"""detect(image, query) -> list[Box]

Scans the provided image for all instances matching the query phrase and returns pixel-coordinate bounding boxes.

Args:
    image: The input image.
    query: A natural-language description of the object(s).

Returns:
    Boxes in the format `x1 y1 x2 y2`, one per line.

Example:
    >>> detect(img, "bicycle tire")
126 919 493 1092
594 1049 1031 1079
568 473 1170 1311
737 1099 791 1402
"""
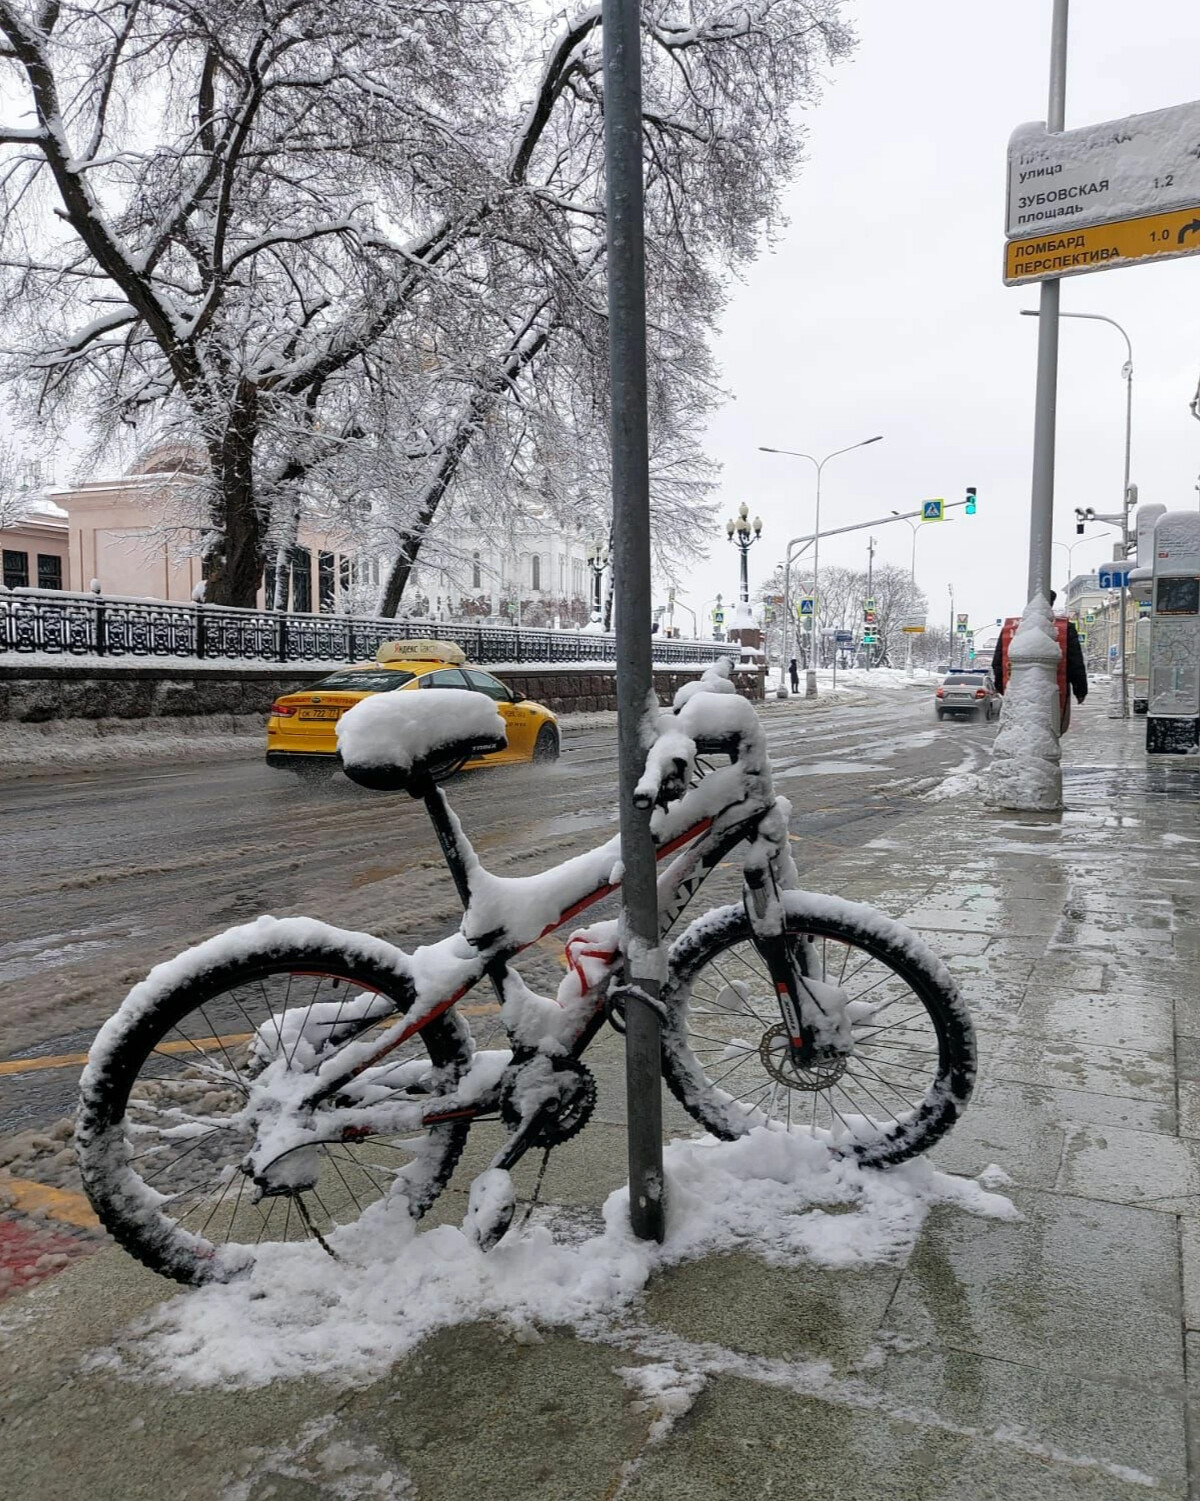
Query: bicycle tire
76 932 472 1286
660 892 975 1167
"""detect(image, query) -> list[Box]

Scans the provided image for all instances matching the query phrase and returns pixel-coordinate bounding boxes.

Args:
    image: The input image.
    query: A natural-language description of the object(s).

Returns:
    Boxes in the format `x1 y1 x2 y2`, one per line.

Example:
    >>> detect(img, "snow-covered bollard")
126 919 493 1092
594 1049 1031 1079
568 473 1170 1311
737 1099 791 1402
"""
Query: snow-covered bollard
987 594 1063 812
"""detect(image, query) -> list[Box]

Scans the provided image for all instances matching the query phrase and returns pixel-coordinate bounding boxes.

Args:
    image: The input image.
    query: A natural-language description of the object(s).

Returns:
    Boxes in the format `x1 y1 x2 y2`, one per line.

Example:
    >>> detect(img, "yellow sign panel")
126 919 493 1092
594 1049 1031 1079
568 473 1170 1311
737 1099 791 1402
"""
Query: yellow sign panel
1004 203 1200 285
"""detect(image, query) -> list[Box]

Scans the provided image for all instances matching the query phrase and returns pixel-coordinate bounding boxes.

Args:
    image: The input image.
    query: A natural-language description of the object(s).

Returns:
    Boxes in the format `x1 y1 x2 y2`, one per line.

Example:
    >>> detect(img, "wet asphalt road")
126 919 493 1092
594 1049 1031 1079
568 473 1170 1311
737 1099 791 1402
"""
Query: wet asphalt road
0 682 998 1135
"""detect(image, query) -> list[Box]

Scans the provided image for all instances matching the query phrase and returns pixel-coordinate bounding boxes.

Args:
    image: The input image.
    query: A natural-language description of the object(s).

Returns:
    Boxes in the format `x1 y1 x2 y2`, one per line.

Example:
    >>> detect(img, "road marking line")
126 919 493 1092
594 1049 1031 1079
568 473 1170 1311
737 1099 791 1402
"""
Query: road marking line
1 1006 502 1077
0 1174 99 1230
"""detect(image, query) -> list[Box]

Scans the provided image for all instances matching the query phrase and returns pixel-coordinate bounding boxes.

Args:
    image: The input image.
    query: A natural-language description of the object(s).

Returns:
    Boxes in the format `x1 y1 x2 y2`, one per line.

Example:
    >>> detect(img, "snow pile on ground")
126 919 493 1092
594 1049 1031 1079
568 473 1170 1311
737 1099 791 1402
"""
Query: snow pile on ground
0 714 264 773
987 595 1063 811
98 1128 1015 1390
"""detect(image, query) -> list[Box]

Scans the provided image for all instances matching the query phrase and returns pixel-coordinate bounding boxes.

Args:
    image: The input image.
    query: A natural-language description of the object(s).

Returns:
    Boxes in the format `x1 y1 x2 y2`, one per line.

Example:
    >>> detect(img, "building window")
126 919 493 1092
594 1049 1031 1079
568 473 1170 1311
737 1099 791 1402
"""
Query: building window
318 551 335 613
339 556 351 595
472 551 482 589
531 554 541 591
572 559 585 597
290 545 312 613
559 557 566 592
3 549 29 589
37 554 63 590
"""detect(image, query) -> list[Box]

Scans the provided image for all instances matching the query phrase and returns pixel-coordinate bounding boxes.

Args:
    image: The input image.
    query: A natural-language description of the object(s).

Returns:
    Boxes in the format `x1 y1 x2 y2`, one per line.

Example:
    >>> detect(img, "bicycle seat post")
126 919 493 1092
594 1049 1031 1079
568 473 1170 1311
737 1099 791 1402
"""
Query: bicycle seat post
419 780 474 911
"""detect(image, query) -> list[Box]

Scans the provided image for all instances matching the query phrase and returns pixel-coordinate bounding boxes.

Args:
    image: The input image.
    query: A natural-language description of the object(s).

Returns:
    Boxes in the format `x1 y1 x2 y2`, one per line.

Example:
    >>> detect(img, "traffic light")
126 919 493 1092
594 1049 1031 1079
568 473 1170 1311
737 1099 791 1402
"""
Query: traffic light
965 486 977 515
1074 506 1097 536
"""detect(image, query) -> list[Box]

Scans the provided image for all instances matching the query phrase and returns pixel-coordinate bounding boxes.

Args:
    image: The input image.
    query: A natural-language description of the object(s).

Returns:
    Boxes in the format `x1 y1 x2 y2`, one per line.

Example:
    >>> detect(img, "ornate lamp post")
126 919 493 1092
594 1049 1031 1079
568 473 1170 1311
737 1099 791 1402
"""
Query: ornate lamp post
725 502 762 609
585 539 609 625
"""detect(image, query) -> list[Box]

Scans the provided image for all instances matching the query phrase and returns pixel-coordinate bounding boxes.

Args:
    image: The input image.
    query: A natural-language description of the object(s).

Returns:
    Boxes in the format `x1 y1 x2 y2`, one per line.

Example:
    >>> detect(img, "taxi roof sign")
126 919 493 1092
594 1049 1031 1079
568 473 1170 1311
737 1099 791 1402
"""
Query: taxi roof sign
375 638 467 666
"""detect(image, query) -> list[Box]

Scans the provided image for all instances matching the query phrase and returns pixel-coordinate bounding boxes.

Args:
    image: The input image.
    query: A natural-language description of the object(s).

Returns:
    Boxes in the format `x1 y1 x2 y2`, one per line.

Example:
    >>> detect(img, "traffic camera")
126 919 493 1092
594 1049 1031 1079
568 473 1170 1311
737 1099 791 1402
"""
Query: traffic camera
1075 506 1097 536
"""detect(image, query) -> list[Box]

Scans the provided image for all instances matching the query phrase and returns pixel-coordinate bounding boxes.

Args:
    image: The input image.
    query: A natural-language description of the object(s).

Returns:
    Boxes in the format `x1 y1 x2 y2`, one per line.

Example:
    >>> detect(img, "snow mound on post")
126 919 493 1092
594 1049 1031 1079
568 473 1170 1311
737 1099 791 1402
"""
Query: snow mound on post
987 594 1062 812
337 688 505 771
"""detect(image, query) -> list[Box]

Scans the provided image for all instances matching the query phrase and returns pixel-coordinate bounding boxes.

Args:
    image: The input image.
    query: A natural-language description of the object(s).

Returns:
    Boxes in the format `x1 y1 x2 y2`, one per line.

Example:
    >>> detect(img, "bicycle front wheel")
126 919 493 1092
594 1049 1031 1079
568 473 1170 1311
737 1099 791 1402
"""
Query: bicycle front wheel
661 893 975 1167
76 938 472 1286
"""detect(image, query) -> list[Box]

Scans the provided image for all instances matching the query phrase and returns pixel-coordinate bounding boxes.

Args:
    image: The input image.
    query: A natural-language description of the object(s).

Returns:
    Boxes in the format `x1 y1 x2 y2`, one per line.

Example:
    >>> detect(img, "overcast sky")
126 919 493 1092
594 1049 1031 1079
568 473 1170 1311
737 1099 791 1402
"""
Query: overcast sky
680 0 1200 645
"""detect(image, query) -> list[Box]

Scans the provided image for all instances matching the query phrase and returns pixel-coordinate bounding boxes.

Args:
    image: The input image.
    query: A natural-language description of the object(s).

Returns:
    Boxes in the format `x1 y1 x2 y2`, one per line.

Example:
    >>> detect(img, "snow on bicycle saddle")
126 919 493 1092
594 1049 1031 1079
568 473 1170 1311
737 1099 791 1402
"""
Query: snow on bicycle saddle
337 687 507 791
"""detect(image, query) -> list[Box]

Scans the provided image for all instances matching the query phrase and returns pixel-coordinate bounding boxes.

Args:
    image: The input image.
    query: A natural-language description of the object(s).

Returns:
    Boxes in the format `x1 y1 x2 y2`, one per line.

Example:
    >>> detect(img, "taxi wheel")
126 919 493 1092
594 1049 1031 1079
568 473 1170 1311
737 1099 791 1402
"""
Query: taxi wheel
532 725 560 763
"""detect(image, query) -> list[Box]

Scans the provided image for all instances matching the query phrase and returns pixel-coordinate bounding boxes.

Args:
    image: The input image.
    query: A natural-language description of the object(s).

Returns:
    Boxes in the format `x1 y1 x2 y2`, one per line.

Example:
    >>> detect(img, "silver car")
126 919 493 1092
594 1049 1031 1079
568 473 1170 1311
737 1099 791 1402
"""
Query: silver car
936 670 1000 721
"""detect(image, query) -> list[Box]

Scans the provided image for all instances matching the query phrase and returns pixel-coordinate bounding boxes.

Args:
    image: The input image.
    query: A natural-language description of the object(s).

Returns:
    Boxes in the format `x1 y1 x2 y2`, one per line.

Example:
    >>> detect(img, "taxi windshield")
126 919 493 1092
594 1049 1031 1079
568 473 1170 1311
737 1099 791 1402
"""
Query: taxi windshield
312 670 415 692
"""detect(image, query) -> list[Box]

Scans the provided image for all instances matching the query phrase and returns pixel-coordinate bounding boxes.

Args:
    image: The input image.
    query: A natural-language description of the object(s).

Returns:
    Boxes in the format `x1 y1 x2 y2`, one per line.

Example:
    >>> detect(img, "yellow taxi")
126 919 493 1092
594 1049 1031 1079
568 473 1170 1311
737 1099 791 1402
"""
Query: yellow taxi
266 639 560 779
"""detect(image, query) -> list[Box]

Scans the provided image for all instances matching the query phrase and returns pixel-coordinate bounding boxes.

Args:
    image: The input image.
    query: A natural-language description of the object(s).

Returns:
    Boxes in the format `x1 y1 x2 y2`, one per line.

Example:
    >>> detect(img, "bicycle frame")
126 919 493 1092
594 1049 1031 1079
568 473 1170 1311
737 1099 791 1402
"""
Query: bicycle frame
262 759 782 1149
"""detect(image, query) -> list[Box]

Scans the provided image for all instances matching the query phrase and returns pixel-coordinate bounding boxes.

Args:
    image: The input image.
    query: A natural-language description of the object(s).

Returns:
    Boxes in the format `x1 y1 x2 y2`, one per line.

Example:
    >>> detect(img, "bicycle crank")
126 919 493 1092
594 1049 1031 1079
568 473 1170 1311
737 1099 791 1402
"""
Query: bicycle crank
758 1022 849 1092
499 1055 597 1149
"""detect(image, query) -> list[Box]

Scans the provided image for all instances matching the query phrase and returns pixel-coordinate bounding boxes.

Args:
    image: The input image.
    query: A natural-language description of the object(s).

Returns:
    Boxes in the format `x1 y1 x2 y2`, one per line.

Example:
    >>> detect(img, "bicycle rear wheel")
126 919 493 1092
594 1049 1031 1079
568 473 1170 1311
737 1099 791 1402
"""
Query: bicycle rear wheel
76 939 472 1286
661 893 975 1167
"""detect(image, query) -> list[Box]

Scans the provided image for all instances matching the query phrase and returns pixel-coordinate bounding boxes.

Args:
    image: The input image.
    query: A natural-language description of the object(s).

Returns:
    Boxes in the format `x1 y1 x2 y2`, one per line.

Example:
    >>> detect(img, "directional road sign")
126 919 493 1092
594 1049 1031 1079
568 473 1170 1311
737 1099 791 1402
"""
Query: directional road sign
834 630 854 646
1005 100 1200 285
1098 563 1132 589
921 500 944 522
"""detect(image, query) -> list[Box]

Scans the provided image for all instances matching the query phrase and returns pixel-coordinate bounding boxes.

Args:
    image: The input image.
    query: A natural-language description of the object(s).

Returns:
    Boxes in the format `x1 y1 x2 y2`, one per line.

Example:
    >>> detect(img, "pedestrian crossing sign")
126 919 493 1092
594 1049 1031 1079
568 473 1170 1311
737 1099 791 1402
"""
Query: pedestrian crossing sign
922 499 945 522
798 597 815 617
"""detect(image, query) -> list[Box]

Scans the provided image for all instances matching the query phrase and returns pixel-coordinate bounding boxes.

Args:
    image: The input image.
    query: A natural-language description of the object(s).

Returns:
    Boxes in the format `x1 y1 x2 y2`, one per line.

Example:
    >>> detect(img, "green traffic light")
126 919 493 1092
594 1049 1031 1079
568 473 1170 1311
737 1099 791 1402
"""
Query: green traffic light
965 486 977 516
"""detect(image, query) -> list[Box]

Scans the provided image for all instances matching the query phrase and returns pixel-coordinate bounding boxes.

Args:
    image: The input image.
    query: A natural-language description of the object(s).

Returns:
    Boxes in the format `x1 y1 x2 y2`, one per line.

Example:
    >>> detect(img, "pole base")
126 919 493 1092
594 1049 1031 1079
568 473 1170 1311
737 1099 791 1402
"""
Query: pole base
805 670 818 699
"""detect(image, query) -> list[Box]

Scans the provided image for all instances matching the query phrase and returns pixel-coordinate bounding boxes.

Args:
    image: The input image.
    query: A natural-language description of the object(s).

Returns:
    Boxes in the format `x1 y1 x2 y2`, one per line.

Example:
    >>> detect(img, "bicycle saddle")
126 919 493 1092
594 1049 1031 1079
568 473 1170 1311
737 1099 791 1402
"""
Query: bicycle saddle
336 687 507 793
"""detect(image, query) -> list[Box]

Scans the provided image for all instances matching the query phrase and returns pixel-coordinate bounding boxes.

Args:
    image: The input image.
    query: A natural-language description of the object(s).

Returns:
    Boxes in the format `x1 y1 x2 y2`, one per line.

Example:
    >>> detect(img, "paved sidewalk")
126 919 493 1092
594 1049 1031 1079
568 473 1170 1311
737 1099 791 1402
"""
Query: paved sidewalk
3 696 1200 1499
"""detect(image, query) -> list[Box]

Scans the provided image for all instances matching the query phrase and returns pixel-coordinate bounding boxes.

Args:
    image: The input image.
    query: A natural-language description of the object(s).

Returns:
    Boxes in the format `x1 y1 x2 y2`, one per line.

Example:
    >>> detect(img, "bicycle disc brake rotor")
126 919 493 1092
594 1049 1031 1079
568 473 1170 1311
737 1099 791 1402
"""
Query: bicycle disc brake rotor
499 1055 597 1148
758 1022 848 1092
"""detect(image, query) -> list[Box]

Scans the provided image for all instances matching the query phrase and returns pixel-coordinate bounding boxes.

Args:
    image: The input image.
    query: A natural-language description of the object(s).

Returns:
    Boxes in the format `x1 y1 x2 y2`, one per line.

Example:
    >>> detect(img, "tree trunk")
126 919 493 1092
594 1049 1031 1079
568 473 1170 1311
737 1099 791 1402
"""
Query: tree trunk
377 321 552 616
204 387 264 608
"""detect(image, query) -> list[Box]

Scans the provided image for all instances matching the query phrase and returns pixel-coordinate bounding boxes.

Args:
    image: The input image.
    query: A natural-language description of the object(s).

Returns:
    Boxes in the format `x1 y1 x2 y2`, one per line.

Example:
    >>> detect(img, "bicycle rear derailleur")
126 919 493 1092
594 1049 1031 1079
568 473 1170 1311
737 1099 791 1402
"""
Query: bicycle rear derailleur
499 1054 597 1149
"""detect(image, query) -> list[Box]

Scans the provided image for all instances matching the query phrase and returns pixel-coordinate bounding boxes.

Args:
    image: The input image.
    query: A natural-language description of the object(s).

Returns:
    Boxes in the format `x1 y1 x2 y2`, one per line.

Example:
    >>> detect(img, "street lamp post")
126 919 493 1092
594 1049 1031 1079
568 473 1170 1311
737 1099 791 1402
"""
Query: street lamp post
673 599 697 637
760 435 882 678
585 539 609 625
1051 533 1105 584
1021 307 1134 717
725 502 762 614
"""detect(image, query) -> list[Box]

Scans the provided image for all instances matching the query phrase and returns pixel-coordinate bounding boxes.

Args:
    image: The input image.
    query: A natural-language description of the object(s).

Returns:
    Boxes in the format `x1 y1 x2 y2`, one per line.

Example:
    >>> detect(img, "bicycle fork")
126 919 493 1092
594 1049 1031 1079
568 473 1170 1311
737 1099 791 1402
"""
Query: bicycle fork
742 863 853 1067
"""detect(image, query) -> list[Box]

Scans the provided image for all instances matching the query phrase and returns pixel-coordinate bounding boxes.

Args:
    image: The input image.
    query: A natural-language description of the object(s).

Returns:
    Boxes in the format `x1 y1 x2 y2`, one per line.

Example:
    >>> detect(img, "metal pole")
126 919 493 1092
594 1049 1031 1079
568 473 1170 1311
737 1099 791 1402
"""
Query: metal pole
865 535 874 670
1027 0 1068 607
779 539 795 695
602 0 664 1243
812 462 823 668
1117 357 1132 715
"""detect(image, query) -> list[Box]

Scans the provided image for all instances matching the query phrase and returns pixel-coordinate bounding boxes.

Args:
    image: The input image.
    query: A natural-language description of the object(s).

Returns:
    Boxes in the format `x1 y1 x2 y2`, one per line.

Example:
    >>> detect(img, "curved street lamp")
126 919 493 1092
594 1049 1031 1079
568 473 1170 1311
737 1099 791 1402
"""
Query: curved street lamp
760 435 882 674
1021 307 1134 716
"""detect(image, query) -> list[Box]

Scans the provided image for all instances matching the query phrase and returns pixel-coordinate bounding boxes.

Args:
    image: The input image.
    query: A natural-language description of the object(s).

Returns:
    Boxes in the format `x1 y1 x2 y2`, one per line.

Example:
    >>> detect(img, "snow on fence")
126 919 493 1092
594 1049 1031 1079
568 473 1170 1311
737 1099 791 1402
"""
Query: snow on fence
0 587 731 669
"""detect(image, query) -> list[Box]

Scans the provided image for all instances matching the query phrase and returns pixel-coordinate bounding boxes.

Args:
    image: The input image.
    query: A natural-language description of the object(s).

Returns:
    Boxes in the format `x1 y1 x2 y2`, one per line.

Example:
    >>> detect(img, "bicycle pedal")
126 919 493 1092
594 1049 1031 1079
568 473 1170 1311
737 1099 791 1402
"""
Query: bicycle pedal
464 1168 516 1251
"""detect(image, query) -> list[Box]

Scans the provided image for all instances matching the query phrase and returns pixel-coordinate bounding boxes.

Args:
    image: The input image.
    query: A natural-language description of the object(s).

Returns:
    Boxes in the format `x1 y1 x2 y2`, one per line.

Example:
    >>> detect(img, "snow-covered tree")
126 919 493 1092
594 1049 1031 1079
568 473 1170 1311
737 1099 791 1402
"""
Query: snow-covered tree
0 0 853 608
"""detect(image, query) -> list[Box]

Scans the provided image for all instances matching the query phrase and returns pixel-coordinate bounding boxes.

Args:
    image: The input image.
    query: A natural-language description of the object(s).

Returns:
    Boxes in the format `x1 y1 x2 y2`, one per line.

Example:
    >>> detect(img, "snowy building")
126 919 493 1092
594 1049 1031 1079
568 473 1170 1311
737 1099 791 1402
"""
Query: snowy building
15 450 372 612
405 508 599 626
0 498 69 591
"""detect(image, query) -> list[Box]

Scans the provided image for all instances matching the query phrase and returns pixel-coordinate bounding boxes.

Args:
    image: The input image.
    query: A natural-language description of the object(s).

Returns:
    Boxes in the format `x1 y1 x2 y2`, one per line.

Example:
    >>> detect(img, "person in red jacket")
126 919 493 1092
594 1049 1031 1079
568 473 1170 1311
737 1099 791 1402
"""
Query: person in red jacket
991 590 1089 702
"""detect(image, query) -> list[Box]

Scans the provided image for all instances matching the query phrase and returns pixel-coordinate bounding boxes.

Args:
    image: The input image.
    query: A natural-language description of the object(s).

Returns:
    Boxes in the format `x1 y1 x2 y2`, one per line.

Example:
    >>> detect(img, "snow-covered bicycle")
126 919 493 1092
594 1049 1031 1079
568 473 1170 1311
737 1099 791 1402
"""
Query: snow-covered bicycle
76 663 976 1285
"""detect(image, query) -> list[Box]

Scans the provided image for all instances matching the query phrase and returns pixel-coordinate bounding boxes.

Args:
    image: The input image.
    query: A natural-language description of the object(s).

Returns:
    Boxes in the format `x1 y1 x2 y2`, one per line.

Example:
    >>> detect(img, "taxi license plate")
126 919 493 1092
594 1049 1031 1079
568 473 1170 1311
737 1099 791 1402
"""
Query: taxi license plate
298 708 341 720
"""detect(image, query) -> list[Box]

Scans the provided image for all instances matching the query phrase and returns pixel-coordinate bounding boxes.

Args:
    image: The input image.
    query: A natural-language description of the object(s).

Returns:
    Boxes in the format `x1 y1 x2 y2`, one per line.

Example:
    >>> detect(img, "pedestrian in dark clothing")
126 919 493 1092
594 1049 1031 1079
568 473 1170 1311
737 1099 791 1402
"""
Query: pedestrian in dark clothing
992 590 1088 703
788 657 800 693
